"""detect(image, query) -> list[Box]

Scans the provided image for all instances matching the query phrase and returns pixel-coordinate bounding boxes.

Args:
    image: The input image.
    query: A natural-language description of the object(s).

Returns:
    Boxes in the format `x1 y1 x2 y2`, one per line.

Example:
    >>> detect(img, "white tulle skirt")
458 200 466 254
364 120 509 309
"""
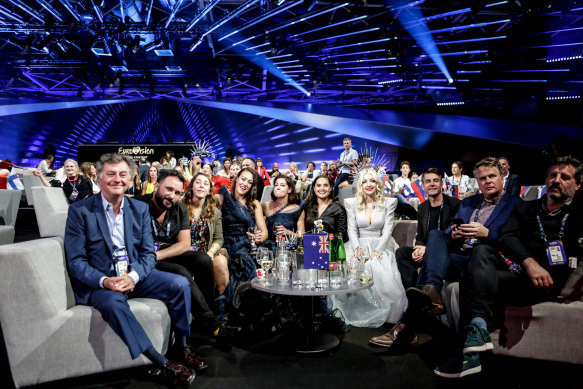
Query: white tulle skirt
329 237 407 328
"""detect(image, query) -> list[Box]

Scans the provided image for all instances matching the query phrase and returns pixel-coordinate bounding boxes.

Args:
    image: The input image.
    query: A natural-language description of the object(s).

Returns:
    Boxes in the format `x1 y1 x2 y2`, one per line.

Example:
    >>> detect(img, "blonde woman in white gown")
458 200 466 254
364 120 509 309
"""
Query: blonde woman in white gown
330 169 407 327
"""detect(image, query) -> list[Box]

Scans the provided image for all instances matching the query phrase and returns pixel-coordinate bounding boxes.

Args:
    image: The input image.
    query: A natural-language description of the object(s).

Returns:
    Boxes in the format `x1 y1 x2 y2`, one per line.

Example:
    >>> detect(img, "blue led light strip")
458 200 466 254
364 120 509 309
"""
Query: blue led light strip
299 28 380 46
429 19 510 34
219 0 303 41
291 15 368 38
217 3 349 54
436 36 507 45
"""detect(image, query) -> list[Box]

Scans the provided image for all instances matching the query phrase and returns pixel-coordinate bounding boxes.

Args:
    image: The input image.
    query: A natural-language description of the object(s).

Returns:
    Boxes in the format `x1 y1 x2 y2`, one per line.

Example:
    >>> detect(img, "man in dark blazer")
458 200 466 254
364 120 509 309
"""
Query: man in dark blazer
395 168 461 290
64 153 197 386
499 156 521 197
370 157 521 349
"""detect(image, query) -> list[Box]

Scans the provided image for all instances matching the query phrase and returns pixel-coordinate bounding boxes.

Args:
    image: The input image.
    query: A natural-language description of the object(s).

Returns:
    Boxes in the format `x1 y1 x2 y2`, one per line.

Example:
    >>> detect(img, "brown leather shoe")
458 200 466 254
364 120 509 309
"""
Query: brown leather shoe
163 360 196 387
177 346 208 372
369 322 417 348
406 284 446 315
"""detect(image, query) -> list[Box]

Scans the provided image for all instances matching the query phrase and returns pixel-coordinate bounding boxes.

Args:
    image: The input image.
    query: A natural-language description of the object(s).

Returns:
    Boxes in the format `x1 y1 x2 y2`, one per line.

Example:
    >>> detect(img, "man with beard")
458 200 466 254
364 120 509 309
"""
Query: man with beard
371 158 521 351
137 170 240 355
435 156 583 378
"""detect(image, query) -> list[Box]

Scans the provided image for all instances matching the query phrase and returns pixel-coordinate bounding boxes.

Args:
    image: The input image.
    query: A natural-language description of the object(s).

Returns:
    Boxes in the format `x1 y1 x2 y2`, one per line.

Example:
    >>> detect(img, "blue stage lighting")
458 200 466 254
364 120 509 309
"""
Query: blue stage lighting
185 0 221 32
219 1 303 41
299 27 380 46
485 1 509 7
322 37 392 51
429 19 510 34
389 1 453 84
292 15 368 38
436 36 507 45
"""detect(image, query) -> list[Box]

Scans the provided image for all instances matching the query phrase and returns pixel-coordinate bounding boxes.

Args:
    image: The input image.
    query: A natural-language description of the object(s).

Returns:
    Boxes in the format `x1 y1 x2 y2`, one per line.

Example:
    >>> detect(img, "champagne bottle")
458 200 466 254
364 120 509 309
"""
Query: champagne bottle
337 233 346 263
296 232 304 269
328 233 336 270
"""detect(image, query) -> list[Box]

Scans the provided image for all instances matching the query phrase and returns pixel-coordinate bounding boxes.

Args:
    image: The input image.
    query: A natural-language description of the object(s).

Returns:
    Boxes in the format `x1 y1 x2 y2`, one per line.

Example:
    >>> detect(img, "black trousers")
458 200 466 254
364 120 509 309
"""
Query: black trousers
459 244 560 329
156 251 219 331
395 246 421 291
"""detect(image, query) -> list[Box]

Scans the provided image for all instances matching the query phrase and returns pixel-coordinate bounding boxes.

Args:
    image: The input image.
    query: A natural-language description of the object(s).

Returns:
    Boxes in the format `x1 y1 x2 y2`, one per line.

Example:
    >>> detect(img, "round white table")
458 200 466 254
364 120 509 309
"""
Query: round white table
251 277 373 354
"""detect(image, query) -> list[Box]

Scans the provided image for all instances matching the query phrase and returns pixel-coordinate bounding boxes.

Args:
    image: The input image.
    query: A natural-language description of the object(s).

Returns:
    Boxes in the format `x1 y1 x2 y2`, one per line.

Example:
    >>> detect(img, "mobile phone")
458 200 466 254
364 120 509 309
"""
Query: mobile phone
450 218 464 226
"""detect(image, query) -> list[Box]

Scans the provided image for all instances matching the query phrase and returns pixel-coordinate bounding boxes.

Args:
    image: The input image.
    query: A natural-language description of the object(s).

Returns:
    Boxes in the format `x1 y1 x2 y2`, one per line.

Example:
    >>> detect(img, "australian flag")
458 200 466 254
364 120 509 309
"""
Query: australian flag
303 233 330 269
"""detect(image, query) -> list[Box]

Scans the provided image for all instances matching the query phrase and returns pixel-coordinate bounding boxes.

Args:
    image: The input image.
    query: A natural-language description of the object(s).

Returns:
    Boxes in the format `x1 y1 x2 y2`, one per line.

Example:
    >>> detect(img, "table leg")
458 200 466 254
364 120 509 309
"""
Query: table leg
294 296 340 354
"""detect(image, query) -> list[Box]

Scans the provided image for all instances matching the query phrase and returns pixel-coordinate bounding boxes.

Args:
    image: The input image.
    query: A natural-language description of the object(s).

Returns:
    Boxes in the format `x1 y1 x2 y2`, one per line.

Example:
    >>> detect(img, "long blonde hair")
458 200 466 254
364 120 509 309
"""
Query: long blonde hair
355 168 385 211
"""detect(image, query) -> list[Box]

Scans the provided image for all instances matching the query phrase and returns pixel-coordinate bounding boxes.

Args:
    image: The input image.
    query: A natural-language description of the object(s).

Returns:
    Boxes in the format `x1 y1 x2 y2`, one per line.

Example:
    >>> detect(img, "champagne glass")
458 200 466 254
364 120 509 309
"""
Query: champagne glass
259 250 274 284
248 226 258 253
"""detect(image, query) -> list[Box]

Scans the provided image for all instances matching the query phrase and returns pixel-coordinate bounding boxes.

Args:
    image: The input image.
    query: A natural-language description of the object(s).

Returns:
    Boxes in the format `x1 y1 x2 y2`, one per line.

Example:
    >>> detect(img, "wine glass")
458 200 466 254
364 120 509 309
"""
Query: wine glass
259 250 274 284
248 226 258 252
272 222 283 237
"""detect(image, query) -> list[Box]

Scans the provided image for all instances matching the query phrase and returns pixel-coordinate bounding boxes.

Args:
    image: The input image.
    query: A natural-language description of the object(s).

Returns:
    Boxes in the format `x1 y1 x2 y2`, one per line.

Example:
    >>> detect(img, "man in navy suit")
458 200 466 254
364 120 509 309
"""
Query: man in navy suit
64 153 199 386
372 157 521 350
499 156 521 197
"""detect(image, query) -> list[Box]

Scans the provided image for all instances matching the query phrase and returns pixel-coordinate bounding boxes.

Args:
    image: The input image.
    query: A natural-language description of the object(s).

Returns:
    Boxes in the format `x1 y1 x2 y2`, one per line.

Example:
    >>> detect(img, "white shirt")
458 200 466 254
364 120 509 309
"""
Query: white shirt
99 194 139 287
36 160 53 176
393 176 412 194
339 148 358 173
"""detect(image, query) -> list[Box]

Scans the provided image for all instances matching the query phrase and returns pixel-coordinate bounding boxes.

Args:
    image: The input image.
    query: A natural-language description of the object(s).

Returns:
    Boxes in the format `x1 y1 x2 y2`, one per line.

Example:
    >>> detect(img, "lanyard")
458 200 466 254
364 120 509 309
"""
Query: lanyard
536 212 569 245
151 218 171 240
427 202 444 232
67 174 79 191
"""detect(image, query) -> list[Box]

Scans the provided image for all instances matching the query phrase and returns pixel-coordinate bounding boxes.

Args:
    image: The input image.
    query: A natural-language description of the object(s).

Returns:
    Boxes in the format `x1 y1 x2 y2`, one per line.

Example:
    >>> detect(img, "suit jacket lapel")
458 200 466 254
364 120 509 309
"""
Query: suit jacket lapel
484 193 508 228
94 193 114 254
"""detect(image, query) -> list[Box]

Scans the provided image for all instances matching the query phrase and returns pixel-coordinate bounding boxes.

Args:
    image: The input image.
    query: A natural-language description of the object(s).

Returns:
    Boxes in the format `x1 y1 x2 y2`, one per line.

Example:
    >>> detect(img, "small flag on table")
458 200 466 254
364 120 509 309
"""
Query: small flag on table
303 233 330 269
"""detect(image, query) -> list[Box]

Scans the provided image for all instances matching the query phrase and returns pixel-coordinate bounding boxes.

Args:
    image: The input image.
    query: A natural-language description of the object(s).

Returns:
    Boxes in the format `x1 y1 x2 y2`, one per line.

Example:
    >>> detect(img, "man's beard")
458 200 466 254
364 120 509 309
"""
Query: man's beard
154 192 173 210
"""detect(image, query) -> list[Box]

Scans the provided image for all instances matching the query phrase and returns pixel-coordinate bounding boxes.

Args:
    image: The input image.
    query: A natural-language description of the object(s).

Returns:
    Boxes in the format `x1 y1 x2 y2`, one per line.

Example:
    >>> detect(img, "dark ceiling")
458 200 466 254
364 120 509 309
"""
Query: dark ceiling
0 0 582 123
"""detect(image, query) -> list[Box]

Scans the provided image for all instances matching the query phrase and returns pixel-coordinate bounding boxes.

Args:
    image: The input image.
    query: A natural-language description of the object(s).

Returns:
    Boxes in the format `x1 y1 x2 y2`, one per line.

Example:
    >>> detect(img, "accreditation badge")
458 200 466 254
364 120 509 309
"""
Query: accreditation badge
154 241 160 252
547 240 567 266
69 189 79 201
114 256 129 276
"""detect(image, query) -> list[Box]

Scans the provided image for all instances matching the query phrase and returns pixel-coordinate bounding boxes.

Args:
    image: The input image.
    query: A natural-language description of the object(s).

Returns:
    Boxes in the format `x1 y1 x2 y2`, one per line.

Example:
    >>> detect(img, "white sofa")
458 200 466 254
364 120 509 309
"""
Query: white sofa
0 238 172 388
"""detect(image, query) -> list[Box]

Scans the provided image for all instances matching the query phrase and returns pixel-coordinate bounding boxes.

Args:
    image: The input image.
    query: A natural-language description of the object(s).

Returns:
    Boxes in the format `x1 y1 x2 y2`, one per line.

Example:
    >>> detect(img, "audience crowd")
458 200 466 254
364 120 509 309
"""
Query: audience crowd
3 135 582 384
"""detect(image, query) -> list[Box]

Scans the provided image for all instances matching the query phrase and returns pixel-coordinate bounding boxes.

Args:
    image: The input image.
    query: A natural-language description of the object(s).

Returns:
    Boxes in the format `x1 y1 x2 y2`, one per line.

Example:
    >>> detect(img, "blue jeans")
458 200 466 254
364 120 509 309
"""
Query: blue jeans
417 230 470 291
333 172 351 197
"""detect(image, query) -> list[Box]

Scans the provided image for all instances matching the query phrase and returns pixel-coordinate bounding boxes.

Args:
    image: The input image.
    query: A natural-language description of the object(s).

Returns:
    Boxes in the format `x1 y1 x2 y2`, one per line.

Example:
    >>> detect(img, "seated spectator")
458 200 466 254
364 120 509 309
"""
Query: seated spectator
183 156 202 182
499 156 521 197
216 158 231 178
80 162 100 194
215 168 268 316
138 157 149 184
319 161 328 177
285 161 300 183
295 161 316 199
262 175 306 253
299 175 347 238
242 157 265 201
34 158 93 204
370 157 521 351
160 155 172 170
445 161 474 199
330 168 406 327
256 158 271 188
393 168 460 297
36 154 55 177
326 161 338 184
125 165 142 196
434 156 582 378
269 162 281 178
227 163 242 191
142 165 159 195
166 150 177 168
136 170 237 343
64 153 197 386
212 157 221 174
